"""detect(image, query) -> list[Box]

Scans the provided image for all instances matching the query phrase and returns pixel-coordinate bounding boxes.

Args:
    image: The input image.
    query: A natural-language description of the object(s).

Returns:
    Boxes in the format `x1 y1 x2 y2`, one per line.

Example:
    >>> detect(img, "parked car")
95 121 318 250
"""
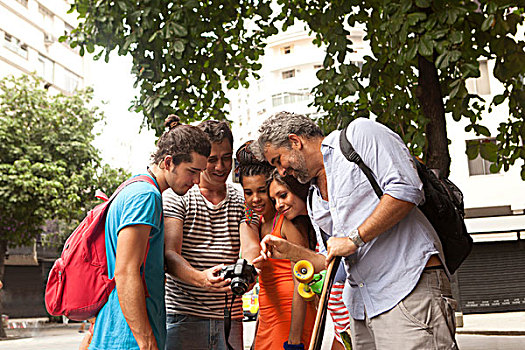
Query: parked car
242 283 259 321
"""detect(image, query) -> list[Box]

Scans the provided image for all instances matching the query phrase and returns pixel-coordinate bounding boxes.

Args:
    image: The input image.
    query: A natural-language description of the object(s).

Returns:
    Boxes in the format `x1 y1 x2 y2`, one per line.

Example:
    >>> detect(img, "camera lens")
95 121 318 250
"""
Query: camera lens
231 278 248 295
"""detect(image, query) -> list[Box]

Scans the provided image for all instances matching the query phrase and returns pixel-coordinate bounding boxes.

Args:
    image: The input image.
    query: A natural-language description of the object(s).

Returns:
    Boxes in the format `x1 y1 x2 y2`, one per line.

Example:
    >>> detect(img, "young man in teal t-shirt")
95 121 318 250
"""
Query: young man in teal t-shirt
89 117 211 350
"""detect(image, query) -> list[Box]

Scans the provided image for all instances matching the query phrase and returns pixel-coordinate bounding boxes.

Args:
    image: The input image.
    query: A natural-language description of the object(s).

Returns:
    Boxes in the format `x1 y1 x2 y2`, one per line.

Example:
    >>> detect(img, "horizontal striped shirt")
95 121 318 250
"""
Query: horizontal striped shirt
163 184 247 319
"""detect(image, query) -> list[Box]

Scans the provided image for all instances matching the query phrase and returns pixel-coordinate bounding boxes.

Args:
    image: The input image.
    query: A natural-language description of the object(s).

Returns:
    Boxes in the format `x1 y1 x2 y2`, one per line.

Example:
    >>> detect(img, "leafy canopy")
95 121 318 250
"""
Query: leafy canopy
0 74 129 247
67 0 278 132
68 0 525 178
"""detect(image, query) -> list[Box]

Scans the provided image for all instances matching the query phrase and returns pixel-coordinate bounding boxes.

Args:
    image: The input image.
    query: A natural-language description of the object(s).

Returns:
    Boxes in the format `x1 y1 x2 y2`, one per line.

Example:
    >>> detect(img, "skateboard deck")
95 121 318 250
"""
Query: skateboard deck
308 256 342 350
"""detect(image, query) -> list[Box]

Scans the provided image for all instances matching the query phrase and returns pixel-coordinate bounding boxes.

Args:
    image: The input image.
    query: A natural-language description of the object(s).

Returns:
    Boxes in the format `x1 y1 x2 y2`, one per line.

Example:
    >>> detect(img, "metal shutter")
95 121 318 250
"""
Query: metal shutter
456 241 525 314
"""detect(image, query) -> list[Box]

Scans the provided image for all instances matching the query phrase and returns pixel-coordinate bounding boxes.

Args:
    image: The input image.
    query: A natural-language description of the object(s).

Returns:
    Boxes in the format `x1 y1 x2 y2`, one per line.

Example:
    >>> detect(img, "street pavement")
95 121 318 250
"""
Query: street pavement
0 317 335 350
2 313 525 349
2 325 525 350
0 324 85 349
458 312 525 335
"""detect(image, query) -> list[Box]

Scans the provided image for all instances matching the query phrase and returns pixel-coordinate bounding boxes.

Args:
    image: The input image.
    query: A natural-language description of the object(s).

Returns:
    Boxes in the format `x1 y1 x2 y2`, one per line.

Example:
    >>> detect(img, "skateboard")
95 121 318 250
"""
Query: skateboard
293 260 326 300
293 257 342 350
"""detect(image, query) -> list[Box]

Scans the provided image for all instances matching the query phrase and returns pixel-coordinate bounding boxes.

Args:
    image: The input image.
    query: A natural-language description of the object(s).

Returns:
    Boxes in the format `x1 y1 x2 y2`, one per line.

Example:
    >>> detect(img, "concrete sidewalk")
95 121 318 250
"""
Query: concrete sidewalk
457 312 525 336
5 317 49 329
4 312 525 337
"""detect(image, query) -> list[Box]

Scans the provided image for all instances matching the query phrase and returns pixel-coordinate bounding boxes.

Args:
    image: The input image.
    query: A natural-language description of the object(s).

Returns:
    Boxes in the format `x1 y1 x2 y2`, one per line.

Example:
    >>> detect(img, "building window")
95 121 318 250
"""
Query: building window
3 33 28 59
466 60 490 95
15 0 28 7
272 91 310 107
282 69 295 79
466 138 499 176
37 54 55 83
39 5 54 27
62 69 80 93
281 45 293 54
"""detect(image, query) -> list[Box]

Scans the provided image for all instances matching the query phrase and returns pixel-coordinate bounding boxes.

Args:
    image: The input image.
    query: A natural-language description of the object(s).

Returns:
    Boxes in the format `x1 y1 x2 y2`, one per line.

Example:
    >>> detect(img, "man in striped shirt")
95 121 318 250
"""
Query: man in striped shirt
163 120 258 350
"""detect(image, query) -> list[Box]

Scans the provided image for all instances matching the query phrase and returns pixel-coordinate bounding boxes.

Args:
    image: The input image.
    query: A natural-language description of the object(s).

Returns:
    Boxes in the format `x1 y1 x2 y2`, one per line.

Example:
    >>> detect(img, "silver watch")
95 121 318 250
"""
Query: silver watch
349 228 365 248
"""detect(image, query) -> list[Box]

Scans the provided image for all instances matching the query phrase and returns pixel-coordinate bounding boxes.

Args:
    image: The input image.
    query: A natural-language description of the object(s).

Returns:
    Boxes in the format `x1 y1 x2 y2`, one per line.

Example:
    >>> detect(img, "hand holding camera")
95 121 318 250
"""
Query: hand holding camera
200 264 231 292
220 258 258 296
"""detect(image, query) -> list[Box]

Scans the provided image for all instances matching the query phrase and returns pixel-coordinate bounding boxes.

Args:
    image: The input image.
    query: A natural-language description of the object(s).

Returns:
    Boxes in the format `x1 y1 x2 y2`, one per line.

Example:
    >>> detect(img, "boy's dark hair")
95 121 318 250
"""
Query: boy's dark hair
197 120 234 148
236 141 273 185
151 115 211 165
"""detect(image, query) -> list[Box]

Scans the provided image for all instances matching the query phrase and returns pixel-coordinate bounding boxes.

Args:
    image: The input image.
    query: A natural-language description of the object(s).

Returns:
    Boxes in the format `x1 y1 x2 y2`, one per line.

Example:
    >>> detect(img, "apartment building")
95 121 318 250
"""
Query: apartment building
0 0 89 94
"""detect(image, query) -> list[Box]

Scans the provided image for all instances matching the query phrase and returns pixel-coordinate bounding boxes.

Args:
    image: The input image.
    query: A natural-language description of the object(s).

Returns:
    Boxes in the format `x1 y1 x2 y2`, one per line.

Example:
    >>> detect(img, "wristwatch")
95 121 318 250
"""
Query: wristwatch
348 228 365 248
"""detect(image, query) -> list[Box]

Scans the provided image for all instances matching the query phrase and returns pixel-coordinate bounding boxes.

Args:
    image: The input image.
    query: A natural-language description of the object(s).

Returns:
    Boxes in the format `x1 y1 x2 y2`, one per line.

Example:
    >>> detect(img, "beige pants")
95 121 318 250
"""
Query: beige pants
350 269 458 350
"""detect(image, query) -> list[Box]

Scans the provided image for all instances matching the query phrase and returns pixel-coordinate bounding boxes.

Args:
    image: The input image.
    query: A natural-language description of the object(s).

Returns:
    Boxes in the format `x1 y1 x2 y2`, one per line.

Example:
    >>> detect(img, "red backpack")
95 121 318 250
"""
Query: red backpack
45 175 156 321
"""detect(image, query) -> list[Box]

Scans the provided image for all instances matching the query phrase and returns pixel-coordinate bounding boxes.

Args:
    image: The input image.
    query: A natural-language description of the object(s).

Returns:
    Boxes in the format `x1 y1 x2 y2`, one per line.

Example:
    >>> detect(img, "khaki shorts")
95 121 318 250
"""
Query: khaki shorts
351 269 458 350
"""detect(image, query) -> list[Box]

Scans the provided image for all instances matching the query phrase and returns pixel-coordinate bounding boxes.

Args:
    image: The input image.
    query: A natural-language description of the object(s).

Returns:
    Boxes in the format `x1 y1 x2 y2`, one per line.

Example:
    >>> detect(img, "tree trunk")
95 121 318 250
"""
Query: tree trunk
0 239 6 338
416 54 451 177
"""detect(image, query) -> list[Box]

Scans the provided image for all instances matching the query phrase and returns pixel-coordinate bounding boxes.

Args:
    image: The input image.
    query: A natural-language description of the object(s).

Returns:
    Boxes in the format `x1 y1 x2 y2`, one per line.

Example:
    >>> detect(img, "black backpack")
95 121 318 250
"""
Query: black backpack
339 126 472 274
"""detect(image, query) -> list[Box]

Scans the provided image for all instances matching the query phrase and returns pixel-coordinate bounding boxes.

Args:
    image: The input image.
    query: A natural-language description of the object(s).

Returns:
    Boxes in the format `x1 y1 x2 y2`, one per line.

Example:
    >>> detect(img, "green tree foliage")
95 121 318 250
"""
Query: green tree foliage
0 75 130 305
279 0 525 178
0 74 129 246
67 0 277 132
68 0 525 178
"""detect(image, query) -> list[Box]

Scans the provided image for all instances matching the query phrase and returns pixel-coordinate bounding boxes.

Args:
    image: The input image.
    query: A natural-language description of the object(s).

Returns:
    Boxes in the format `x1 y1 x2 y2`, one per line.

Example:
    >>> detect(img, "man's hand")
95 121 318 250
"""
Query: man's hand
253 235 294 264
199 264 231 292
253 233 327 273
326 237 357 267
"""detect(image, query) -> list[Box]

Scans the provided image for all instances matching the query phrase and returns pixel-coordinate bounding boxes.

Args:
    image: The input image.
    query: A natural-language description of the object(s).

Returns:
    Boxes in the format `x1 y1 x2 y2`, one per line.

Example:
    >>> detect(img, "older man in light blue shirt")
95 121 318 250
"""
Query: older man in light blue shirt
254 113 458 350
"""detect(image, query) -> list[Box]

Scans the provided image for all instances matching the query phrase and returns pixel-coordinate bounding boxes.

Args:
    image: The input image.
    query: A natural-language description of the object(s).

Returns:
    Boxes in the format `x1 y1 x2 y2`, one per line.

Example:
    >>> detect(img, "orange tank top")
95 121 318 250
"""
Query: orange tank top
254 214 316 349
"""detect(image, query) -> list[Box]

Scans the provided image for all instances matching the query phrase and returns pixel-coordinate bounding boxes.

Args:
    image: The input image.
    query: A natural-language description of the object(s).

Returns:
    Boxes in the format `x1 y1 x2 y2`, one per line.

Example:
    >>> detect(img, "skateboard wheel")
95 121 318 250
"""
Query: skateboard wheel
298 283 316 301
293 260 314 283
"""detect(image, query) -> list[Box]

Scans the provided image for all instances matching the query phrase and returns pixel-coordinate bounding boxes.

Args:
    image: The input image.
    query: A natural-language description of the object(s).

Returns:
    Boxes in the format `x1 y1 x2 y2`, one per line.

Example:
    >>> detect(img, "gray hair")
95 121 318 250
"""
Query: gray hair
252 111 323 161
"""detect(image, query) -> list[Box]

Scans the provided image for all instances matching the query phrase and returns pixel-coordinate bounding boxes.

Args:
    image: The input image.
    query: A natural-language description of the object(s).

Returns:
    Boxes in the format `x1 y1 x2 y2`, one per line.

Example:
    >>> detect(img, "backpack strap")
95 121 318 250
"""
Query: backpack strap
107 175 159 204
123 175 158 298
106 174 159 298
141 240 151 298
339 125 383 199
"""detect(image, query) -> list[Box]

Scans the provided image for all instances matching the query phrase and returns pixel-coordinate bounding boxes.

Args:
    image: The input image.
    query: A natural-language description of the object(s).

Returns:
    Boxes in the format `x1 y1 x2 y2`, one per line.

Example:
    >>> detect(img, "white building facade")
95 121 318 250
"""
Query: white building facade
229 24 369 143
0 0 89 94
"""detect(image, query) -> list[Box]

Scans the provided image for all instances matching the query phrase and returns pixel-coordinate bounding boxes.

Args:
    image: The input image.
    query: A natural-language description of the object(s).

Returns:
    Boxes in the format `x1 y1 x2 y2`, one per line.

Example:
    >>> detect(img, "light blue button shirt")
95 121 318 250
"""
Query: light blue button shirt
309 118 443 320
307 188 347 282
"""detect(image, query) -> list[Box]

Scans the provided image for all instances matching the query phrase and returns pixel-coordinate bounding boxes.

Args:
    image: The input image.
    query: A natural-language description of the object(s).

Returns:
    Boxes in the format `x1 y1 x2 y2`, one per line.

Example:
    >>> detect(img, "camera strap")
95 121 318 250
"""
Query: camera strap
224 292 237 350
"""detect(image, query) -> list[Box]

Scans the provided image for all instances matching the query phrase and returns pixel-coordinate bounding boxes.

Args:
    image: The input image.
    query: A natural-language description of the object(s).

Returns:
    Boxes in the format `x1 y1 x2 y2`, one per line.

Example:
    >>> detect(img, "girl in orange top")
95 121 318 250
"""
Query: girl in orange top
236 142 316 349
268 171 351 350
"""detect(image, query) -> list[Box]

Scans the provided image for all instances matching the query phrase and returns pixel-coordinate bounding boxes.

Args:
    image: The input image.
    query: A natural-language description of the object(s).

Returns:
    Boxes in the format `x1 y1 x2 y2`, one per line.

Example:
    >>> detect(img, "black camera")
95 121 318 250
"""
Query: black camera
221 259 257 295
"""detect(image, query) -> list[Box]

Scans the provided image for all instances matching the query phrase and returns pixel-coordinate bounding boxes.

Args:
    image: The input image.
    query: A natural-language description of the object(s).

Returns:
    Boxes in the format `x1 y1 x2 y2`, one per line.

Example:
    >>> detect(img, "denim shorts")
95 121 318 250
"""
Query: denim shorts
165 314 243 350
